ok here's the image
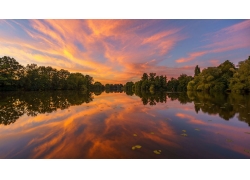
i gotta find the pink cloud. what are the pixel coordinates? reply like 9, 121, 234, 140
202, 20, 250, 53
176, 51, 208, 63
209, 59, 220, 66
175, 20, 250, 65
176, 113, 207, 125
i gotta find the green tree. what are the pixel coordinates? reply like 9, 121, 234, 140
67, 73, 86, 90
188, 60, 236, 92
177, 74, 193, 91
0, 56, 24, 89
230, 56, 250, 92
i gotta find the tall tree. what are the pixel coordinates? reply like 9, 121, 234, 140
149, 73, 156, 81
194, 65, 201, 76
141, 73, 148, 81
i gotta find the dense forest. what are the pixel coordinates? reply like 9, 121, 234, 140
187, 56, 250, 93
0, 56, 102, 91
125, 56, 250, 93
1, 56, 250, 93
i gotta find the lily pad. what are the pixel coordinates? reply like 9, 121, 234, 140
133, 134, 137, 137
181, 133, 188, 137
195, 128, 200, 131
226, 139, 233, 142
244, 132, 250, 134
182, 130, 186, 132
132, 145, 142, 150
150, 132, 154, 134
153, 150, 161, 154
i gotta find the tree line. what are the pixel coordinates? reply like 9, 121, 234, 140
123, 73, 168, 94
1, 55, 250, 93
187, 56, 250, 93
124, 56, 250, 93
0, 56, 128, 93
123, 72, 193, 93
0, 56, 102, 91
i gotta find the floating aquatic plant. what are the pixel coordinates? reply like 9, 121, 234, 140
150, 132, 154, 135
226, 139, 233, 142
182, 130, 186, 132
133, 134, 137, 137
132, 145, 142, 150
195, 128, 200, 131
153, 150, 161, 154
181, 133, 188, 137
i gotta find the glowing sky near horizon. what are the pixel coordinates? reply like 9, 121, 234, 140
0, 19, 249, 84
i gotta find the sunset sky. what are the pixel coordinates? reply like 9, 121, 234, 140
0, 19, 249, 84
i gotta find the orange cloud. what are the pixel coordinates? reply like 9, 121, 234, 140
1, 20, 188, 84
2, 20, 248, 84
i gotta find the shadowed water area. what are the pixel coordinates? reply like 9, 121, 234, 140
1, 91, 250, 158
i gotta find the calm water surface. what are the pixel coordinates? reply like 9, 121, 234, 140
1, 91, 250, 158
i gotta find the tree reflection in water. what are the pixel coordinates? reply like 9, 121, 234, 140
1, 90, 250, 126
136, 90, 250, 126
0, 91, 93, 125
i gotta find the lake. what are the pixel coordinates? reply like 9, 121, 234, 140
0, 91, 250, 158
